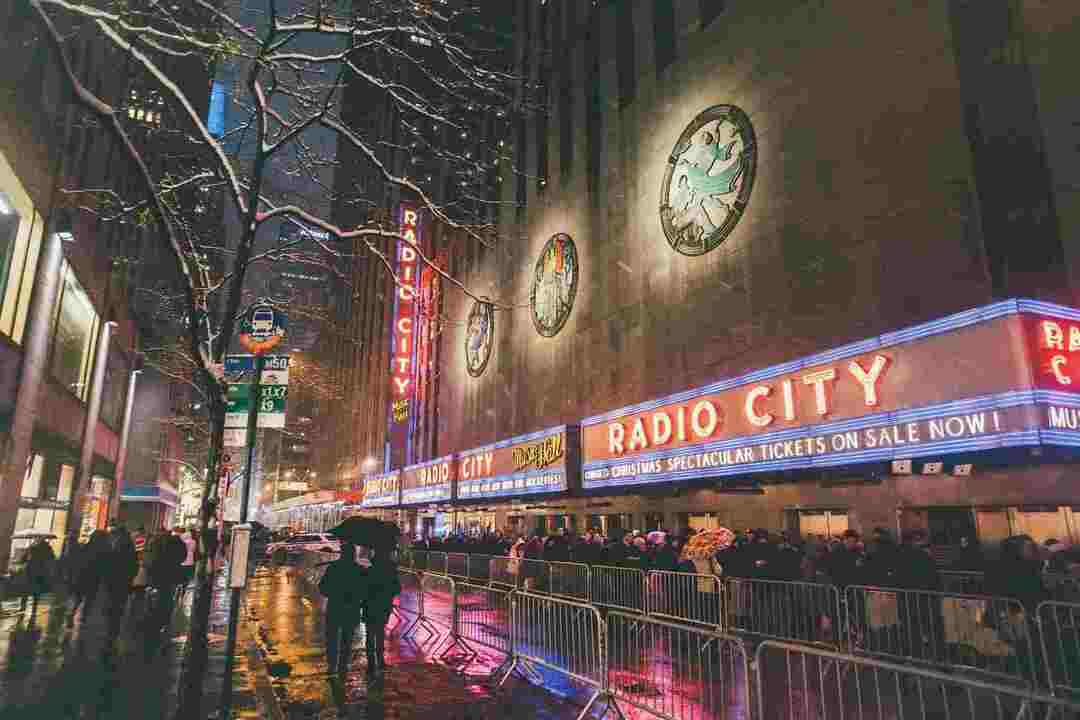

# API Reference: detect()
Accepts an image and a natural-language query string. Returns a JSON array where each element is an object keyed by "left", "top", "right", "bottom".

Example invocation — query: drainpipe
[
  {"left": 107, "top": 367, "right": 142, "bottom": 522},
  {"left": 66, "top": 319, "right": 117, "bottom": 551},
  {"left": 0, "top": 229, "right": 65, "bottom": 573}
]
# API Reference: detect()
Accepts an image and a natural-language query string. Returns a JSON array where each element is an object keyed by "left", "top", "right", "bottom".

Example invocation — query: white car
[{"left": 265, "top": 532, "right": 340, "bottom": 558}]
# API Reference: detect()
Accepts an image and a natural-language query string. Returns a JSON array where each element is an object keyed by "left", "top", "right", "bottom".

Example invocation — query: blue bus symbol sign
[{"left": 251, "top": 307, "right": 275, "bottom": 336}]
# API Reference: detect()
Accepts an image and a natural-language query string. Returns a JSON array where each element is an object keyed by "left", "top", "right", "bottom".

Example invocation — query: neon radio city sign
[
  {"left": 391, "top": 207, "right": 421, "bottom": 398},
  {"left": 606, "top": 355, "right": 890, "bottom": 454},
  {"left": 1039, "top": 320, "right": 1080, "bottom": 386}
]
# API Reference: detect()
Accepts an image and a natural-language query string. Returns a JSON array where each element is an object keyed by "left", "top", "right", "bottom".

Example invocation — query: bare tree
[{"left": 27, "top": 0, "right": 523, "bottom": 715}]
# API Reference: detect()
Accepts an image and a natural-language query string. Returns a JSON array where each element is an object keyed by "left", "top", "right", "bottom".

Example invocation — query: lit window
[
  {"left": 0, "top": 152, "right": 44, "bottom": 344},
  {"left": 48, "top": 260, "right": 100, "bottom": 401}
]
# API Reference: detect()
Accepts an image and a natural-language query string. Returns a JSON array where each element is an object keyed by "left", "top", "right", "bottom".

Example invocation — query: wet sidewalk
[
  {"left": 251, "top": 566, "right": 583, "bottom": 720},
  {"left": 0, "top": 575, "right": 259, "bottom": 720}
]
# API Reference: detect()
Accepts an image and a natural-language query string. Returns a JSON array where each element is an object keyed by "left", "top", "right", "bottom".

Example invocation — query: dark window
[
  {"left": 654, "top": 0, "right": 677, "bottom": 74},
  {"left": 616, "top": 1, "right": 636, "bottom": 108},
  {"left": 700, "top": 0, "right": 725, "bottom": 28}
]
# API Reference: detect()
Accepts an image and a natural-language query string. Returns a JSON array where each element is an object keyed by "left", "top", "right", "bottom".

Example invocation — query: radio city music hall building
[{"left": 342, "top": 0, "right": 1080, "bottom": 548}]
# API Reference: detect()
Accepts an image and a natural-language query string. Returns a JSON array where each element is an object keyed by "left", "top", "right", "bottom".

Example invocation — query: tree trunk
[{"left": 173, "top": 393, "right": 225, "bottom": 720}]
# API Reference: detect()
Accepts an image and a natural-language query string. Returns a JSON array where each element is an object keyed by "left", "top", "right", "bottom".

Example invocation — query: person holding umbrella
[{"left": 318, "top": 540, "right": 367, "bottom": 676}]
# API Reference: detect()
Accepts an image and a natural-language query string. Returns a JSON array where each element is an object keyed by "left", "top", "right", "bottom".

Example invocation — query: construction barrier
[
  {"left": 845, "top": 585, "right": 1038, "bottom": 687},
  {"left": 755, "top": 639, "right": 1078, "bottom": 720},
  {"left": 607, "top": 611, "right": 750, "bottom": 720},
  {"left": 446, "top": 552, "right": 469, "bottom": 578},
  {"left": 724, "top": 577, "right": 841, "bottom": 649},
  {"left": 590, "top": 564, "right": 646, "bottom": 614},
  {"left": 548, "top": 561, "right": 591, "bottom": 602},
  {"left": 1039, "top": 600, "right": 1080, "bottom": 699},
  {"left": 646, "top": 570, "right": 723, "bottom": 630}
]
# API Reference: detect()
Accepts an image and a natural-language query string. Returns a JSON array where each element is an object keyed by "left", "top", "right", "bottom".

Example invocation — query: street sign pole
[{"left": 221, "top": 353, "right": 263, "bottom": 720}]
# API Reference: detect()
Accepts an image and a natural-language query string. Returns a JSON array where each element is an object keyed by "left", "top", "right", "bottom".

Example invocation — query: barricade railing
[
  {"left": 427, "top": 551, "right": 449, "bottom": 575},
  {"left": 393, "top": 568, "right": 423, "bottom": 637},
  {"left": 1045, "top": 574, "right": 1080, "bottom": 604},
  {"left": 455, "top": 580, "right": 512, "bottom": 658},
  {"left": 488, "top": 555, "right": 518, "bottom": 588},
  {"left": 1039, "top": 600, "right": 1080, "bottom": 699},
  {"left": 516, "top": 558, "right": 549, "bottom": 593},
  {"left": 756, "top": 639, "right": 1079, "bottom": 720},
  {"left": 446, "top": 552, "right": 469, "bottom": 578},
  {"left": 467, "top": 553, "right": 493, "bottom": 582},
  {"left": 548, "top": 561, "right": 591, "bottom": 602},
  {"left": 607, "top": 611, "right": 749, "bottom": 720},
  {"left": 590, "top": 564, "right": 646, "bottom": 614},
  {"left": 724, "top": 577, "right": 841, "bottom": 649},
  {"left": 499, "top": 591, "right": 613, "bottom": 718},
  {"left": 411, "top": 549, "right": 430, "bottom": 571},
  {"left": 940, "top": 570, "right": 986, "bottom": 595},
  {"left": 845, "top": 584, "right": 1039, "bottom": 688},
  {"left": 646, "top": 570, "right": 723, "bottom": 630}
]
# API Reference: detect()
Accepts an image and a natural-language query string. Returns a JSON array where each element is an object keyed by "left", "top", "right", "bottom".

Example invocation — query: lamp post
[{"left": 109, "top": 367, "right": 142, "bottom": 522}]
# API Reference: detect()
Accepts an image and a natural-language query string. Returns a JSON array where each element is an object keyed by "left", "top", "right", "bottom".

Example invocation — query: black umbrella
[{"left": 329, "top": 517, "right": 399, "bottom": 549}]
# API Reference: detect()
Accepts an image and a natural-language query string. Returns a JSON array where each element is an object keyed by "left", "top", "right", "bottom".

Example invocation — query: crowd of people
[
  {"left": 13, "top": 524, "right": 206, "bottom": 646},
  {"left": 410, "top": 526, "right": 1072, "bottom": 612}
]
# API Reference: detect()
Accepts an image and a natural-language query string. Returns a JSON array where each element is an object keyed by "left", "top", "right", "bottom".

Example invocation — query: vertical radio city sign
[{"left": 390, "top": 205, "right": 421, "bottom": 424}]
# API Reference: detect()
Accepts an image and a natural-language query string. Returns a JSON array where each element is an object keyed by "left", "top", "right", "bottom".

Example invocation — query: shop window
[
  {"left": 49, "top": 261, "right": 100, "bottom": 401},
  {"left": 0, "top": 154, "right": 45, "bottom": 344},
  {"left": 20, "top": 454, "right": 44, "bottom": 499},
  {"left": 643, "top": 513, "right": 664, "bottom": 531}
]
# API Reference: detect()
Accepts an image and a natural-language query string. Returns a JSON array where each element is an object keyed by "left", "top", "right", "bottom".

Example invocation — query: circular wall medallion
[
  {"left": 464, "top": 300, "right": 494, "bottom": 377},
  {"left": 529, "top": 233, "right": 578, "bottom": 337},
  {"left": 660, "top": 104, "right": 757, "bottom": 256}
]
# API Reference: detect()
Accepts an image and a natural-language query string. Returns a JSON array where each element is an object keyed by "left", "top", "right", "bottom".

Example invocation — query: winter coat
[
  {"left": 360, "top": 559, "right": 402, "bottom": 624},
  {"left": 146, "top": 533, "right": 187, "bottom": 588},
  {"left": 105, "top": 529, "right": 139, "bottom": 592},
  {"left": 72, "top": 531, "right": 112, "bottom": 592},
  {"left": 319, "top": 557, "right": 368, "bottom": 623},
  {"left": 24, "top": 542, "right": 56, "bottom": 594}
]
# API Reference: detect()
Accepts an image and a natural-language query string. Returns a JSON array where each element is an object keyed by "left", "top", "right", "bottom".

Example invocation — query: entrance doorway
[{"left": 927, "top": 507, "right": 977, "bottom": 546}]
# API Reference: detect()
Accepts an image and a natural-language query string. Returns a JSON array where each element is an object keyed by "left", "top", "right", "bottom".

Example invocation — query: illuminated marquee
[
  {"left": 583, "top": 299, "right": 1080, "bottom": 490},
  {"left": 456, "top": 426, "right": 576, "bottom": 500},
  {"left": 390, "top": 206, "right": 421, "bottom": 408},
  {"left": 360, "top": 471, "right": 400, "bottom": 508},
  {"left": 400, "top": 455, "right": 455, "bottom": 505}
]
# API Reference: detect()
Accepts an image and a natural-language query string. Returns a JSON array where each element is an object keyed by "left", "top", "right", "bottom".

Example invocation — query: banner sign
[
  {"left": 361, "top": 471, "right": 400, "bottom": 508},
  {"left": 400, "top": 455, "right": 454, "bottom": 505},
  {"left": 582, "top": 299, "right": 1080, "bottom": 490},
  {"left": 456, "top": 425, "right": 577, "bottom": 500}
]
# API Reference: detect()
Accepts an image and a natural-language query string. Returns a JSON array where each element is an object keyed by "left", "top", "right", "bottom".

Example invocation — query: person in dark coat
[
  {"left": 145, "top": 530, "right": 187, "bottom": 631},
  {"left": 67, "top": 530, "right": 111, "bottom": 627},
  {"left": 359, "top": 548, "right": 402, "bottom": 678},
  {"left": 20, "top": 538, "right": 56, "bottom": 614},
  {"left": 104, "top": 525, "right": 138, "bottom": 641},
  {"left": 824, "top": 530, "right": 864, "bottom": 589},
  {"left": 319, "top": 541, "right": 367, "bottom": 676}
]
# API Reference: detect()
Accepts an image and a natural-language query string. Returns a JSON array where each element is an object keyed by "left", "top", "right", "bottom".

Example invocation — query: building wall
[{"left": 436, "top": 0, "right": 1074, "bottom": 460}]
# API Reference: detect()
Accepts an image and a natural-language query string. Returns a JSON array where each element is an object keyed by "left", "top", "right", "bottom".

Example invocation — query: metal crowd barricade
[
  {"left": 489, "top": 555, "right": 518, "bottom": 588},
  {"left": 1045, "top": 574, "right": 1080, "bottom": 604},
  {"left": 548, "top": 561, "right": 591, "bottom": 602},
  {"left": 646, "top": 570, "right": 724, "bottom": 630},
  {"left": 845, "top": 584, "right": 1039, "bottom": 687},
  {"left": 499, "top": 591, "right": 612, "bottom": 719},
  {"left": 724, "top": 577, "right": 841, "bottom": 648},
  {"left": 589, "top": 564, "right": 646, "bottom": 614},
  {"left": 606, "top": 611, "right": 750, "bottom": 720},
  {"left": 467, "top": 553, "right": 493, "bottom": 583},
  {"left": 755, "top": 639, "right": 1079, "bottom": 720},
  {"left": 427, "top": 551, "right": 449, "bottom": 575},
  {"left": 446, "top": 552, "right": 469, "bottom": 578},
  {"left": 1039, "top": 600, "right": 1080, "bottom": 698},
  {"left": 455, "top": 580, "right": 512, "bottom": 659},
  {"left": 517, "top": 558, "right": 549, "bottom": 593},
  {"left": 411, "top": 549, "right": 430, "bottom": 571},
  {"left": 940, "top": 570, "right": 986, "bottom": 595},
  {"left": 393, "top": 568, "right": 424, "bottom": 637}
]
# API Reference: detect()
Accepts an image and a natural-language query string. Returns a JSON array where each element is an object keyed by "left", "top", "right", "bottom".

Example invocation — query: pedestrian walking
[
  {"left": 103, "top": 525, "right": 138, "bottom": 642},
  {"left": 67, "top": 530, "right": 111, "bottom": 627},
  {"left": 176, "top": 527, "right": 197, "bottom": 601},
  {"left": 19, "top": 538, "right": 56, "bottom": 615},
  {"left": 360, "top": 548, "right": 401, "bottom": 679},
  {"left": 145, "top": 529, "right": 186, "bottom": 632},
  {"left": 318, "top": 540, "right": 366, "bottom": 676}
]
